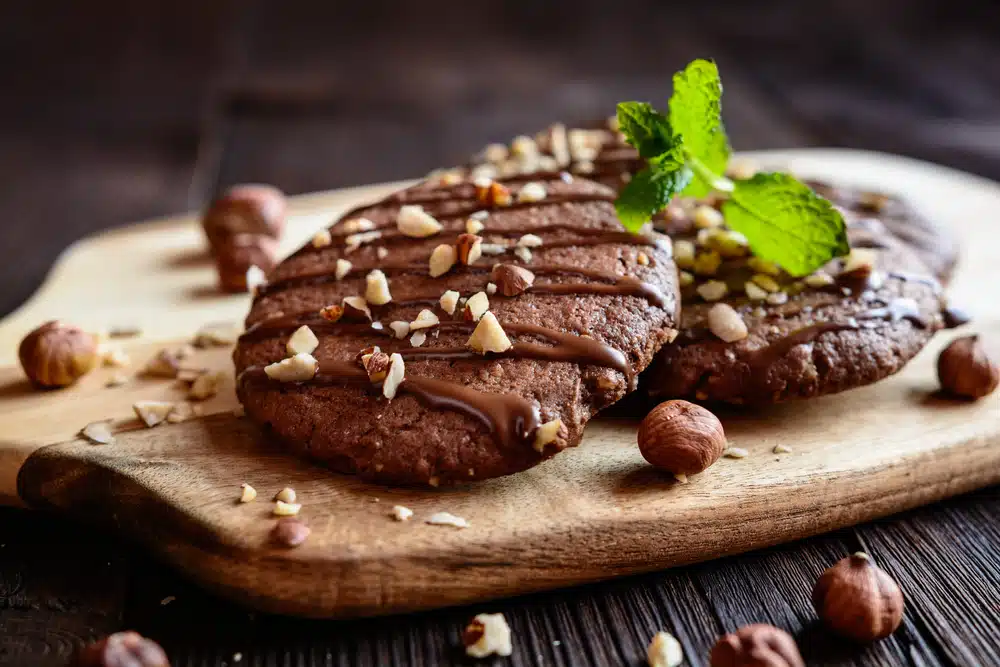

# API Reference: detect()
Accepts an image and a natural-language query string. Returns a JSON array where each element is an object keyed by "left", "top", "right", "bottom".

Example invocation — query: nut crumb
[
  {"left": 189, "top": 370, "right": 225, "bottom": 400},
  {"left": 773, "top": 444, "right": 793, "bottom": 454},
  {"left": 264, "top": 353, "right": 318, "bottom": 382},
  {"left": 101, "top": 345, "right": 131, "bottom": 368},
  {"left": 105, "top": 373, "right": 128, "bottom": 388},
  {"left": 287, "top": 325, "right": 319, "bottom": 356},
  {"left": 335, "top": 258, "right": 353, "bottom": 280},
  {"left": 383, "top": 353, "right": 405, "bottom": 399},
  {"left": 426, "top": 511, "right": 468, "bottom": 528},
  {"left": 81, "top": 421, "right": 115, "bottom": 445},
  {"left": 273, "top": 500, "right": 301, "bottom": 516},
  {"left": 245, "top": 265, "right": 267, "bottom": 293},
  {"left": 463, "top": 613, "right": 512, "bottom": 658},
  {"left": 193, "top": 322, "right": 241, "bottom": 347},
  {"left": 239, "top": 483, "right": 257, "bottom": 503},
  {"left": 647, "top": 631, "right": 683, "bottom": 667},
  {"left": 723, "top": 446, "right": 749, "bottom": 459},
  {"left": 311, "top": 229, "right": 332, "bottom": 248},
  {"left": 673, "top": 473, "right": 688, "bottom": 484},
  {"left": 133, "top": 400, "right": 174, "bottom": 428},
  {"left": 391, "top": 505, "right": 414, "bottom": 522},
  {"left": 142, "top": 349, "right": 182, "bottom": 378}
]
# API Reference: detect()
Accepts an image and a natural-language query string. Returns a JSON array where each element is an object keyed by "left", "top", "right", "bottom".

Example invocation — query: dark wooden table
[{"left": 2, "top": 1, "right": 999, "bottom": 664}]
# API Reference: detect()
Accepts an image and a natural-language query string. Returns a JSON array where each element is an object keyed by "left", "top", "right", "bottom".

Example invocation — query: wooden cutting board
[{"left": 1, "top": 149, "right": 998, "bottom": 619}]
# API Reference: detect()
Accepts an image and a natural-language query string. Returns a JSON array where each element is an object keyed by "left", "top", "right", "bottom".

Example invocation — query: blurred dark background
[{"left": 2, "top": 0, "right": 998, "bottom": 316}]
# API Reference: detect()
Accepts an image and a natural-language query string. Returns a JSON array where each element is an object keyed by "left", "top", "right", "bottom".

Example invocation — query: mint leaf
[
  {"left": 669, "top": 59, "right": 730, "bottom": 197},
  {"left": 722, "top": 172, "right": 849, "bottom": 276},
  {"left": 616, "top": 102, "right": 677, "bottom": 160},
  {"left": 615, "top": 165, "right": 694, "bottom": 232}
]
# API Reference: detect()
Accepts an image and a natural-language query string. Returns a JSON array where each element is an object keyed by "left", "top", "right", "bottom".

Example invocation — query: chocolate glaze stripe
[
  {"left": 239, "top": 363, "right": 541, "bottom": 450},
  {"left": 256, "top": 263, "right": 667, "bottom": 308},
  {"left": 294, "top": 192, "right": 619, "bottom": 258},
  {"left": 242, "top": 319, "right": 633, "bottom": 383}
]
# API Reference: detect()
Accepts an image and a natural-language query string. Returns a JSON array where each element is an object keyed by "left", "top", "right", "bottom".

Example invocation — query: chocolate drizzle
[{"left": 239, "top": 363, "right": 541, "bottom": 449}]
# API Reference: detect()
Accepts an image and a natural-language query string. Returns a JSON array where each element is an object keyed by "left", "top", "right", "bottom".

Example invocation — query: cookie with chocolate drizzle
[
  {"left": 234, "top": 174, "right": 680, "bottom": 484},
  {"left": 460, "top": 122, "right": 958, "bottom": 284},
  {"left": 643, "top": 198, "right": 957, "bottom": 404}
]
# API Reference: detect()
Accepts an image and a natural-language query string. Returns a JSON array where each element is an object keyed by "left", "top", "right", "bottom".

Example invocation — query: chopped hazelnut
[
  {"left": 410, "top": 309, "right": 440, "bottom": 330},
  {"left": 841, "top": 248, "right": 878, "bottom": 276},
  {"left": 133, "top": 401, "right": 175, "bottom": 428},
  {"left": 517, "top": 182, "right": 547, "bottom": 203},
  {"left": 287, "top": 325, "right": 319, "bottom": 356},
  {"left": 274, "top": 487, "right": 296, "bottom": 503},
  {"left": 774, "top": 444, "right": 793, "bottom": 454},
  {"left": 464, "top": 292, "right": 490, "bottom": 322},
  {"left": 342, "top": 296, "right": 372, "bottom": 320},
  {"left": 647, "top": 631, "right": 684, "bottom": 667},
  {"left": 311, "top": 229, "right": 332, "bottom": 248},
  {"left": 678, "top": 271, "right": 694, "bottom": 287},
  {"left": 391, "top": 505, "right": 414, "bottom": 521},
  {"left": 189, "top": 370, "right": 225, "bottom": 400},
  {"left": 166, "top": 402, "right": 195, "bottom": 423},
  {"left": 193, "top": 321, "right": 241, "bottom": 347},
  {"left": 264, "top": 353, "right": 318, "bottom": 382},
  {"left": 429, "top": 244, "right": 458, "bottom": 277},
  {"left": 463, "top": 613, "right": 511, "bottom": 658},
  {"left": 466, "top": 218, "right": 485, "bottom": 235},
  {"left": 342, "top": 217, "right": 375, "bottom": 234},
  {"left": 533, "top": 418, "right": 566, "bottom": 453},
  {"left": 697, "top": 280, "right": 729, "bottom": 302},
  {"left": 319, "top": 304, "right": 344, "bottom": 323},
  {"left": 723, "top": 446, "right": 749, "bottom": 459},
  {"left": 486, "top": 282, "right": 497, "bottom": 295},
  {"left": 707, "top": 303, "right": 748, "bottom": 342},
  {"left": 272, "top": 500, "right": 301, "bottom": 516},
  {"left": 106, "top": 373, "right": 128, "bottom": 388},
  {"left": 693, "top": 205, "right": 724, "bottom": 229},
  {"left": 475, "top": 180, "right": 513, "bottom": 207},
  {"left": 426, "top": 512, "right": 469, "bottom": 528},
  {"left": 744, "top": 281, "right": 769, "bottom": 301},
  {"left": 383, "top": 353, "right": 405, "bottom": 399},
  {"left": 361, "top": 348, "right": 391, "bottom": 382},
  {"left": 457, "top": 233, "right": 484, "bottom": 265},
  {"left": 389, "top": 321, "right": 410, "bottom": 339},
  {"left": 752, "top": 274, "right": 781, "bottom": 293},
  {"left": 81, "top": 421, "right": 115, "bottom": 445},
  {"left": 397, "top": 205, "right": 442, "bottom": 238},
  {"left": 637, "top": 252, "right": 650, "bottom": 266},
  {"left": 365, "top": 270, "right": 393, "bottom": 305},
  {"left": 805, "top": 272, "right": 835, "bottom": 288},
  {"left": 245, "top": 265, "right": 268, "bottom": 293},
  {"left": 468, "top": 311, "right": 512, "bottom": 354},
  {"left": 239, "top": 483, "right": 257, "bottom": 503},
  {"left": 142, "top": 349, "right": 182, "bottom": 378},
  {"left": 692, "top": 250, "right": 722, "bottom": 276},
  {"left": 491, "top": 264, "right": 535, "bottom": 296},
  {"left": 766, "top": 291, "right": 789, "bottom": 306},
  {"left": 481, "top": 242, "right": 508, "bottom": 256},
  {"left": 332, "top": 258, "right": 352, "bottom": 281},
  {"left": 673, "top": 240, "right": 696, "bottom": 269},
  {"left": 440, "top": 290, "right": 460, "bottom": 315},
  {"left": 517, "top": 233, "right": 543, "bottom": 248},
  {"left": 344, "top": 230, "right": 382, "bottom": 253},
  {"left": 410, "top": 331, "right": 427, "bottom": 347}
]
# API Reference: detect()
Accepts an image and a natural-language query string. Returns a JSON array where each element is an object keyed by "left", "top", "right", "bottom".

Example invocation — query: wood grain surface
[
  {"left": 2, "top": 150, "right": 999, "bottom": 621},
  {"left": 4, "top": 0, "right": 1000, "bottom": 663}
]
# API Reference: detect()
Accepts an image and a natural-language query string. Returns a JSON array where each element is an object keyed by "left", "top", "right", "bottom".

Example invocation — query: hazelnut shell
[
  {"left": 812, "top": 552, "right": 904, "bottom": 642},
  {"left": 203, "top": 183, "right": 286, "bottom": 244},
  {"left": 710, "top": 624, "right": 804, "bottom": 667},
  {"left": 937, "top": 334, "right": 998, "bottom": 399},
  {"left": 18, "top": 321, "right": 98, "bottom": 388},
  {"left": 638, "top": 400, "right": 726, "bottom": 474}
]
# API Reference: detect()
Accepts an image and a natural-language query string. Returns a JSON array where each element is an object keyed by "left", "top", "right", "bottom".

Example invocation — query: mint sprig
[{"left": 613, "top": 58, "right": 848, "bottom": 276}]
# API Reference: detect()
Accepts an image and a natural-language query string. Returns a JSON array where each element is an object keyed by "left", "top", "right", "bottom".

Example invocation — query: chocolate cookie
[
  {"left": 234, "top": 174, "right": 680, "bottom": 484},
  {"left": 459, "top": 122, "right": 958, "bottom": 283},
  {"left": 642, "top": 199, "right": 957, "bottom": 404}
]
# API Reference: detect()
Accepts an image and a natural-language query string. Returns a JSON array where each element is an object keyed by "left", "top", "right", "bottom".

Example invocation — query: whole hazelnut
[
  {"left": 710, "top": 624, "right": 804, "bottom": 667},
  {"left": 18, "top": 321, "right": 98, "bottom": 388},
  {"left": 213, "top": 234, "right": 280, "bottom": 293},
  {"left": 203, "top": 183, "right": 286, "bottom": 245},
  {"left": 812, "top": 552, "right": 903, "bottom": 642},
  {"left": 74, "top": 630, "right": 169, "bottom": 667},
  {"left": 937, "top": 334, "right": 998, "bottom": 399},
  {"left": 638, "top": 400, "right": 726, "bottom": 474}
]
